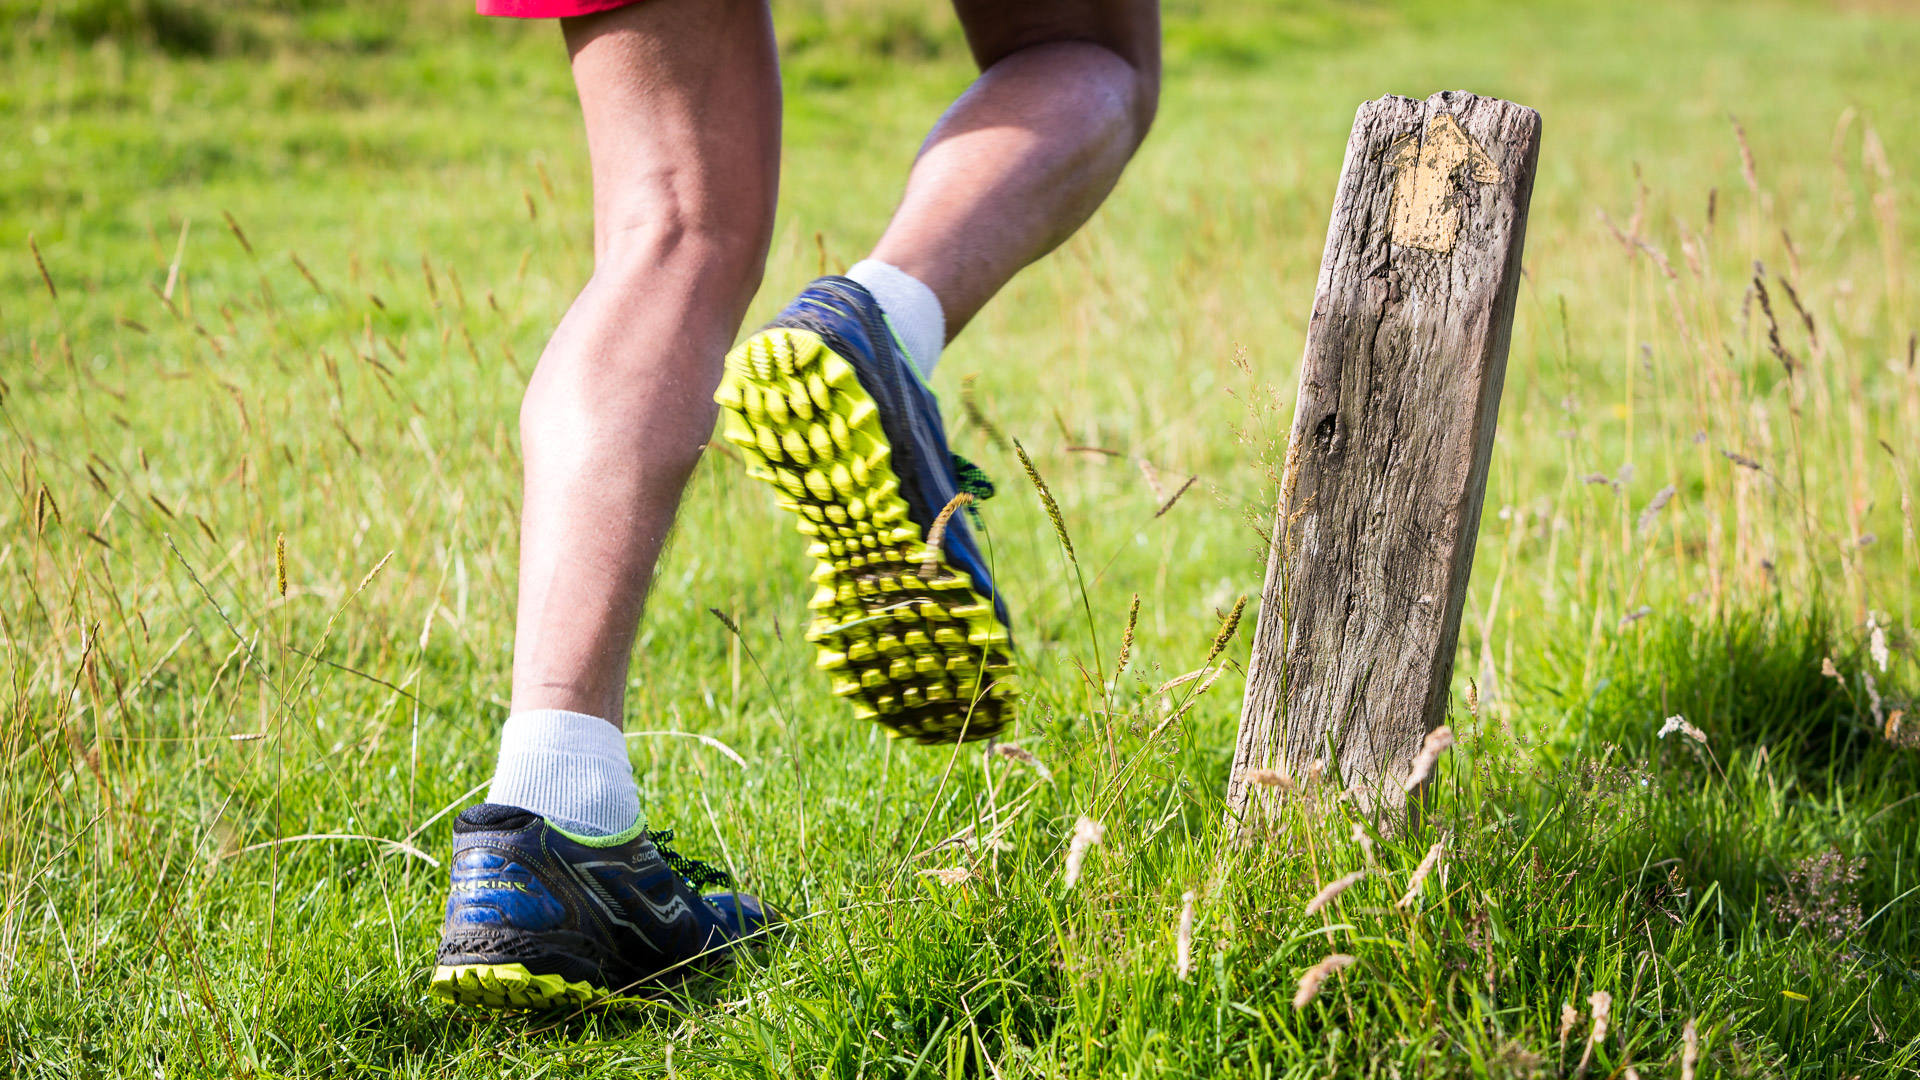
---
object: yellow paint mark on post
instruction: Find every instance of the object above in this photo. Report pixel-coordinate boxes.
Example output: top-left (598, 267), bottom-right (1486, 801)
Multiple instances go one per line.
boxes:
top-left (1387, 114), bottom-right (1503, 254)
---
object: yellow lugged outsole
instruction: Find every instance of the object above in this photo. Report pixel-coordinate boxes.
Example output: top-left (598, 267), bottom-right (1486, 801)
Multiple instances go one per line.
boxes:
top-left (430, 963), bottom-right (597, 1010)
top-left (715, 327), bottom-right (1016, 743)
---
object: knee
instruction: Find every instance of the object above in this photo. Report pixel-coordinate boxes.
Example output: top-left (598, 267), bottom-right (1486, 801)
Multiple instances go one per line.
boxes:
top-left (1027, 41), bottom-right (1160, 150)
top-left (959, 2), bottom-right (1161, 141)
top-left (593, 204), bottom-right (772, 310)
top-left (1120, 48), bottom-right (1160, 144)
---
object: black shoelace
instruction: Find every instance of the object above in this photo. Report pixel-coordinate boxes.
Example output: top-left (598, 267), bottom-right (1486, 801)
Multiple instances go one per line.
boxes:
top-left (646, 829), bottom-right (732, 890)
top-left (951, 453), bottom-right (995, 524)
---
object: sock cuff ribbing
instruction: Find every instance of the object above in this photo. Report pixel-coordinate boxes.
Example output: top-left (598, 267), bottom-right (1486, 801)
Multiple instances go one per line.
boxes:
top-left (485, 709), bottom-right (639, 837)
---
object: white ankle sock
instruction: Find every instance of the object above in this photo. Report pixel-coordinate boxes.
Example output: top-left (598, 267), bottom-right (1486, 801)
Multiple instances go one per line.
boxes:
top-left (847, 259), bottom-right (946, 380)
top-left (485, 709), bottom-right (640, 837)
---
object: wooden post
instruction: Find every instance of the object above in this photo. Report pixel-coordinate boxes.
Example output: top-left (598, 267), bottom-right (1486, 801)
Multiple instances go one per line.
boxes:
top-left (1228, 91), bottom-right (1541, 821)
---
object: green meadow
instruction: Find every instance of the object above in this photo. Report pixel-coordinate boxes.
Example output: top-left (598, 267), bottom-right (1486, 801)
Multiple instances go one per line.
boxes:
top-left (3, 0), bottom-right (1918, 1074)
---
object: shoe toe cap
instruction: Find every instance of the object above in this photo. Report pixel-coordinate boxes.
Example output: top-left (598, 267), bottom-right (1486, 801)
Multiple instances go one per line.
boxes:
top-left (702, 891), bottom-right (781, 937)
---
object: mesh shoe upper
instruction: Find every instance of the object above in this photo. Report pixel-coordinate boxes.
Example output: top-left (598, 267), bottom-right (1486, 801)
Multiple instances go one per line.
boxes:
top-left (436, 803), bottom-right (773, 994)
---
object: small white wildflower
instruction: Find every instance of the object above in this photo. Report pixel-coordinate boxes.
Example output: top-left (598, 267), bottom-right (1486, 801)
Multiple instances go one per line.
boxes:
top-left (1175, 890), bottom-right (1196, 981)
top-left (1291, 954), bottom-right (1356, 1009)
top-left (1865, 671), bottom-right (1884, 727)
top-left (1657, 715), bottom-right (1708, 745)
top-left (1869, 613), bottom-right (1890, 674)
top-left (1558, 1002), bottom-right (1581, 1044)
top-left (1062, 816), bottom-right (1105, 890)
top-left (1403, 726), bottom-right (1454, 790)
top-left (1304, 870), bottom-right (1367, 916)
top-left (1681, 1018), bottom-right (1699, 1080)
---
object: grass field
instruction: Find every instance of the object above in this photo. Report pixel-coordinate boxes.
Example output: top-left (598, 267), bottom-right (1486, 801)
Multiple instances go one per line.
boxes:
top-left (4, 0), bottom-right (1920, 1075)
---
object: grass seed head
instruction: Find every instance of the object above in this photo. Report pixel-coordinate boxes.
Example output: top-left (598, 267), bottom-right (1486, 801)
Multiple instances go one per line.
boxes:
top-left (1404, 725), bottom-right (1455, 789)
top-left (1559, 1002), bottom-right (1580, 1044)
top-left (1175, 890), bottom-right (1196, 981)
top-left (1869, 612), bottom-right (1889, 672)
top-left (1681, 1018), bottom-right (1699, 1080)
top-left (1396, 839), bottom-right (1446, 909)
top-left (1350, 821), bottom-right (1375, 864)
top-left (1062, 815), bottom-right (1105, 890)
top-left (274, 533), bottom-right (287, 598)
top-left (1244, 767), bottom-right (1292, 790)
top-left (1115, 593), bottom-right (1140, 678)
top-left (1587, 989), bottom-right (1612, 1045)
top-left (1657, 715), bottom-right (1708, 744)
top-left (1637, 484), bottom-right (1676, 535)
top-left (990, 742), bottom-right (1052, 782)
top-left (1204, 594), bottom-right (1248, 667)
top-left (1292, 954), bottom-right (1356, 1009)
top-left (1013, 438), bottom-right (1075, 565)
top-left (1574, 990), bottom-right (1613, 1078)
top-left (920, 867), bottom-right (973, 886)
top-left (1304, 870), bottom-right (1367, 916)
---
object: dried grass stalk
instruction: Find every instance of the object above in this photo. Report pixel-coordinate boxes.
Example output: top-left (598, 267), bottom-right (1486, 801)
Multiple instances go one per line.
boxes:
top-left (920, 493), bottom-right (974, 579)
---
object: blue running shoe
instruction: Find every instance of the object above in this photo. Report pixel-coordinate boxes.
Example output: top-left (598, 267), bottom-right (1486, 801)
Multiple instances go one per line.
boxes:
top-left (714, 277), bottom-right (1017, 743)
top-left (431, 803), bottom-right (776, 1010)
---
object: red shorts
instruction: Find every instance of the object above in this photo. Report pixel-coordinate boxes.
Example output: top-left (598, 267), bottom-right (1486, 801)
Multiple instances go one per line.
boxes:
top-left (477, 0), bottom-right (641, 16)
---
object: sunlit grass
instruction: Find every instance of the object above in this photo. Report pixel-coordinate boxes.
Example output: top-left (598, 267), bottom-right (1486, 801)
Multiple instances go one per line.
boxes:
top-left (1, 0), bottom-right (1918, 1075)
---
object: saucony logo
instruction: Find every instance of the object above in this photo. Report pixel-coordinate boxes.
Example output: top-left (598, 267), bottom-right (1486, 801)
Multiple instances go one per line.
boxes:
top-left (572, 860), bottom-right (693, 926)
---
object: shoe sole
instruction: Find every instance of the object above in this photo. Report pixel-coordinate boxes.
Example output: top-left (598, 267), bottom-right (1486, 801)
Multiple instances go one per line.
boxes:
top-left (714, 327), bottom-right (1015, 743)
top-left (430, 962), bottom-right (597, 1010)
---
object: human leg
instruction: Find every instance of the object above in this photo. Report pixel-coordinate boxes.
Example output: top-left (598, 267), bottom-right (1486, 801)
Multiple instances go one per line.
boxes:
top-left (863, 0), bottom-right (1161, 343)
top-left (509, 0), bottom-right (779, 730)
top-left (436, 0), bottom-right (782, 1010)
top-left (709, 2), bottom-right (1158, 743)
top-left (491, 0), bottom-right (779, 837)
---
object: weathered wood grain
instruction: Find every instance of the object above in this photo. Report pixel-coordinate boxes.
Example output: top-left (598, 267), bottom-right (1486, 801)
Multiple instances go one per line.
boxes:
top-left (1229, 91), bottom-right (1541, 821)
